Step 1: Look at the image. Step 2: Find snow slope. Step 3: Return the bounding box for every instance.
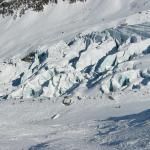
[0,90,150,150]
[1,0,150,59]
[0,0,150,149]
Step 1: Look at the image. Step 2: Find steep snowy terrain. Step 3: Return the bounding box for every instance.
[0,0,150,149]
[1,22,150,100]
[1,0,150,59]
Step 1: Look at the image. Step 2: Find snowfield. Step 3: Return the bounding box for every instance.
[0,92,150,150]
[0,0,150,149]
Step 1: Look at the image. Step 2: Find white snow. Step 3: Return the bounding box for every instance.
[0,0,150,149]
[0,0,150,60]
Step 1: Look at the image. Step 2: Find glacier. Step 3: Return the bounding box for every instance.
[0,23,149,99]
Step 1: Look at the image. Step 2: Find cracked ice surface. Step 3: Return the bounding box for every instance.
[1,23,150,99]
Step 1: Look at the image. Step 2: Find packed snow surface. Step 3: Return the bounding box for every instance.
[0,91,150,150]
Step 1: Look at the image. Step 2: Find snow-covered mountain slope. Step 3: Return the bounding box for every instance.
[1,0,150,59]
[0,91,150,150]
[1,0,150,150]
